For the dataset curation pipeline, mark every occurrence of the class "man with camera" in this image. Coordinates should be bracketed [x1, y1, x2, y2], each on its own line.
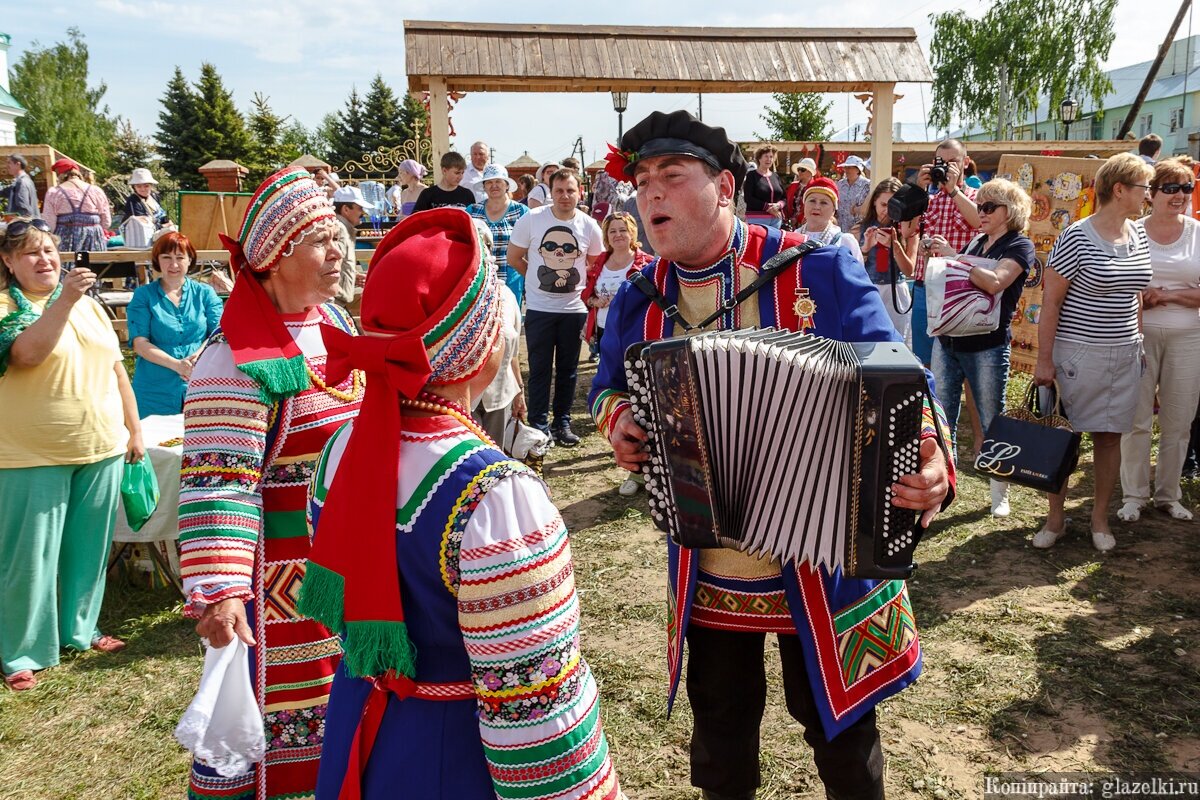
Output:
[912, 139, 982, 366]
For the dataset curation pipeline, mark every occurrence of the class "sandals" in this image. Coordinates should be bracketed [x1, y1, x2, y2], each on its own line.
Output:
[4, 670, 36, 691]
[91, 635, 127, 654]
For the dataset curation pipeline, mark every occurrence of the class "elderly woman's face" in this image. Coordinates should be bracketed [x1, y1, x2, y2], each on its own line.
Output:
[483, 178, 508, 200]
[3, 234, 61, 294]
[758, 152, 775, 171]
[133, 183, 153, 198]
[803, 193, 835, 229]
[267, 223, 342, 308]
[976, 197, 1011, 235]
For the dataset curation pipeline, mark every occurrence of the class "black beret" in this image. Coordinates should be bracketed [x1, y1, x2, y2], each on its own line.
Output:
[618, 110, 748, 193]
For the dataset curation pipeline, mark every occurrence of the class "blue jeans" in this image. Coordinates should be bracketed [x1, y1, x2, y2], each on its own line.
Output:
[911, 283, 932, 366]
[930, 340, 1011, 449]
[524, 309, 587, 431]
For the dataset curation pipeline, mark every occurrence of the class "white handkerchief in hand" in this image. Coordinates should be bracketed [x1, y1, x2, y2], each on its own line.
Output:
[174, 638, 266, 777]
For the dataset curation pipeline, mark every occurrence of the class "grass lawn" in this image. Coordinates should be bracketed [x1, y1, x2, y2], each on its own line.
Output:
[2, 367, 1198, 799]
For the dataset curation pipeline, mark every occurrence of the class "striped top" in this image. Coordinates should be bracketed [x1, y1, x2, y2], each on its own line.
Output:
[1048, 218, 1153, 345]
[467, 200, 529, 274]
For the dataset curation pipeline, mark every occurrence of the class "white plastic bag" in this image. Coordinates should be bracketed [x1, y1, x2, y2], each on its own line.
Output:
[924, 255, 1003, 337]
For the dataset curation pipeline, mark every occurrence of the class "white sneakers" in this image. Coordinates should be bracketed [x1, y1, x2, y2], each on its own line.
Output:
[1116, 502, 1142, 522]
[618, 477, 641, 497]
[989, 480, 1010, 517]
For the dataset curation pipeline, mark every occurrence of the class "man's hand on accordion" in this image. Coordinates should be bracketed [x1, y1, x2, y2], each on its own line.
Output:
[891, 437, 951, 527]
[610, 408, 651, 472]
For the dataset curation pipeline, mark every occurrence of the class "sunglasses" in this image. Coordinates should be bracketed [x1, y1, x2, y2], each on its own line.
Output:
[977, 202, 1007, 214]
[1157, 182, 1196, 195]
[3, 218, 51, 242]
[540, 241, 579, 254]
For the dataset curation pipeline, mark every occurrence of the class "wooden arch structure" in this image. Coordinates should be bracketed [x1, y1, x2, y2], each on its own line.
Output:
[403, 20, 934, 183]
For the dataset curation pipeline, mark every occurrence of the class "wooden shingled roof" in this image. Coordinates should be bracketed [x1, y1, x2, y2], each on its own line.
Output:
[404, 21, 933, 94]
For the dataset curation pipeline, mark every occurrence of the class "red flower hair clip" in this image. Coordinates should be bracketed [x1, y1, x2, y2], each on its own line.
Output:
[604, 143, 639, 182]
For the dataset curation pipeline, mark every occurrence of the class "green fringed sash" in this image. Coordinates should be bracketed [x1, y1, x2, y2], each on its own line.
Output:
[299, 561, 418, 679]
[238, 354, 309, 404]
[0, 283, 62, 377]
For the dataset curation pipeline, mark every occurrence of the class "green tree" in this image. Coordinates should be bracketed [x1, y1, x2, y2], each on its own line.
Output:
[362, 74, 404, 152]
[280, 119, 332, 164]
[9, 28, 117, 175]
[156, 66, 202, 186]
[245, 93, 297, 184]
[928, 0, 1116, 132]
[399, 92, 429, 146]
[191, 63, 253, 172]
[111, 120, 158, 176]
[328, 88, 369, 169]
[756, 93, 834, 141]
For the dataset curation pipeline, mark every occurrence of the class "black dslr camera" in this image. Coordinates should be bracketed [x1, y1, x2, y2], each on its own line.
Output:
[928, 156, 949, 187]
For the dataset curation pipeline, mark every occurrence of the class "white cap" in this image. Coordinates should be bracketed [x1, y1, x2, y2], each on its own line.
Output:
[332, 185, 375, 209]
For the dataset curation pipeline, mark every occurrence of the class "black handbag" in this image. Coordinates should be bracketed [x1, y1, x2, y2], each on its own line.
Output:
[974, 382, 1081, 494]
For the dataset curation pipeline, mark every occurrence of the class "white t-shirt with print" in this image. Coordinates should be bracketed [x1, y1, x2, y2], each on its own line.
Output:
[510, 206, 604, 314]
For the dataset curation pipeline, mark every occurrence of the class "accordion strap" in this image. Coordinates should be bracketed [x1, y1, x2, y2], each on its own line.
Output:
[630, 239, 822, 333]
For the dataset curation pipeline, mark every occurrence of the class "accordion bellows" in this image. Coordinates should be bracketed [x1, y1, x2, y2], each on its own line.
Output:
[625, 328, 930, 579]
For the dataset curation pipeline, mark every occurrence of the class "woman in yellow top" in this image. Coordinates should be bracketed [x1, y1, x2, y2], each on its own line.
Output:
[0, 218, 145, 691]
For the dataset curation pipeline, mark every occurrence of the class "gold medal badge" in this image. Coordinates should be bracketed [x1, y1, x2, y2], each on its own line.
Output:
[793, 289, 817, 331]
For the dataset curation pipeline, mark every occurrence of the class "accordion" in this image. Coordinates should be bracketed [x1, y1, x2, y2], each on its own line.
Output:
[624, 328, 930, 579]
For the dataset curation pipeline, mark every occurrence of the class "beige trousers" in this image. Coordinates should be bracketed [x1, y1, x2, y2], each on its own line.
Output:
[1120, 325, 1200, 505]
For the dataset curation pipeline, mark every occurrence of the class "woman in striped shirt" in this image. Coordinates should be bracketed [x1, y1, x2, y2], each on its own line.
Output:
[1033, 153, 1154, 552]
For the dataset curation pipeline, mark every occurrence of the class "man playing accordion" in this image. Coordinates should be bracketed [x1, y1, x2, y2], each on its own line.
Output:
[589, 111, 956, 800]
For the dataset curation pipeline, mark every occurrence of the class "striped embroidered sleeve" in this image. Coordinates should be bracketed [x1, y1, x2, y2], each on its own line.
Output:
[458, 471, 623, 800]
[590, 388, 631, 440]
[178, 339, 272, 617]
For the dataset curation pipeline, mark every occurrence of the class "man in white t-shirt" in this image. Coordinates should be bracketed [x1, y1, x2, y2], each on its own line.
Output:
[462, 141, 491, 203]
[509, 169, 604, 446]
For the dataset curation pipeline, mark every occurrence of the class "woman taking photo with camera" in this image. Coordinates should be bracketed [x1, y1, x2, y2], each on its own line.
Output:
[859, 177, 918, 342]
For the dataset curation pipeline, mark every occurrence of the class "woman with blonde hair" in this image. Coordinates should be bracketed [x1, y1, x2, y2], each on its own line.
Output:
[926, 178, 1036, 517]
[0, 218, 144, 691]
[1119, 157, 1200, 522]
[1034, 153, 1154, 551]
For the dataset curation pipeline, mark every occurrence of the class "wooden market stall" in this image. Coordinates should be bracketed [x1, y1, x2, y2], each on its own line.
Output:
[403, 20, 934, 180]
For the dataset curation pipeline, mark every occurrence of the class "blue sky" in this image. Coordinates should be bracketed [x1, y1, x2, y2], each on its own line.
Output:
[1, 0, 1176, 169]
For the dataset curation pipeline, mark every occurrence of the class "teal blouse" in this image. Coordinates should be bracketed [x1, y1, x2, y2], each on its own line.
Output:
[126, 279, 223, 417]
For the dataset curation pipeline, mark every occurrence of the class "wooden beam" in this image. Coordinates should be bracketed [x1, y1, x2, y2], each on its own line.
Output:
[403, 76, 888, 94]
[427, 76, 451, 170]
[869, 83, 896, 182]
[404, 20, 919, 41]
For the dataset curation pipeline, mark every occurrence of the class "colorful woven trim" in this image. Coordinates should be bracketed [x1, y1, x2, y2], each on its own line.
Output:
[238, 167, 334, 273]
[425, 248, 503, 385]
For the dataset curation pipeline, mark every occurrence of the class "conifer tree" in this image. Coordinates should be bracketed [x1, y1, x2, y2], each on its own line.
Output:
[192, 63, 253, 171]
[362, 74, 404, 152]
[111, 120, 158, 176]
[246, 93, 297, 184]
[328, 88, 370, 169]
[398, 92, 429, 147]
[156, 67, 202, 187]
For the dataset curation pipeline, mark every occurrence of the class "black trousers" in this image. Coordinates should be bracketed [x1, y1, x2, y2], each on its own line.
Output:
[524, 309, 586, 430]
[686, 625, 885, 800]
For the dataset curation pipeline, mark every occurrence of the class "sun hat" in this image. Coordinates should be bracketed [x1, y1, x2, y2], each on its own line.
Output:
[217, 167, 337, 401]
[538, 162, 561, 181]
[471, 163, 518, 193]
[794, 158, 818, 175]
[804, 176, 840, 205]
[332, 185, 376, 209]
[128, 167, 158, 186]
[299, 207, 504, 680]
[838, 155, 868, 172]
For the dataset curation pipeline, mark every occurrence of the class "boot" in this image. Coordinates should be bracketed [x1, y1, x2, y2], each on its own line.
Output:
[990, 479, 1010, 517]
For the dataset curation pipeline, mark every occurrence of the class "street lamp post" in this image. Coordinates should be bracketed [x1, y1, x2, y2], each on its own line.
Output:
[611, 90, 629, 141]
[1059, 97, 1079, 141]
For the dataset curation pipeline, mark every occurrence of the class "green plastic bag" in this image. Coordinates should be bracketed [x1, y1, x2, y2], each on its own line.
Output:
[121, 457, 160, 532]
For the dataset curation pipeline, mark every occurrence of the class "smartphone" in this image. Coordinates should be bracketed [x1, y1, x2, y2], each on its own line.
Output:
[74, 251, 90, 270]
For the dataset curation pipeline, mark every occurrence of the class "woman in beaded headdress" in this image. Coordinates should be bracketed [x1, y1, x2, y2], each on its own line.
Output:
[178, 167, 364, 800]
[299, 208, 624, 800]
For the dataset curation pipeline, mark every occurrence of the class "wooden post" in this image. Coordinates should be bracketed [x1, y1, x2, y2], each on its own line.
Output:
[869, 83, 896, 183]
[427, 77, 451, 169]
